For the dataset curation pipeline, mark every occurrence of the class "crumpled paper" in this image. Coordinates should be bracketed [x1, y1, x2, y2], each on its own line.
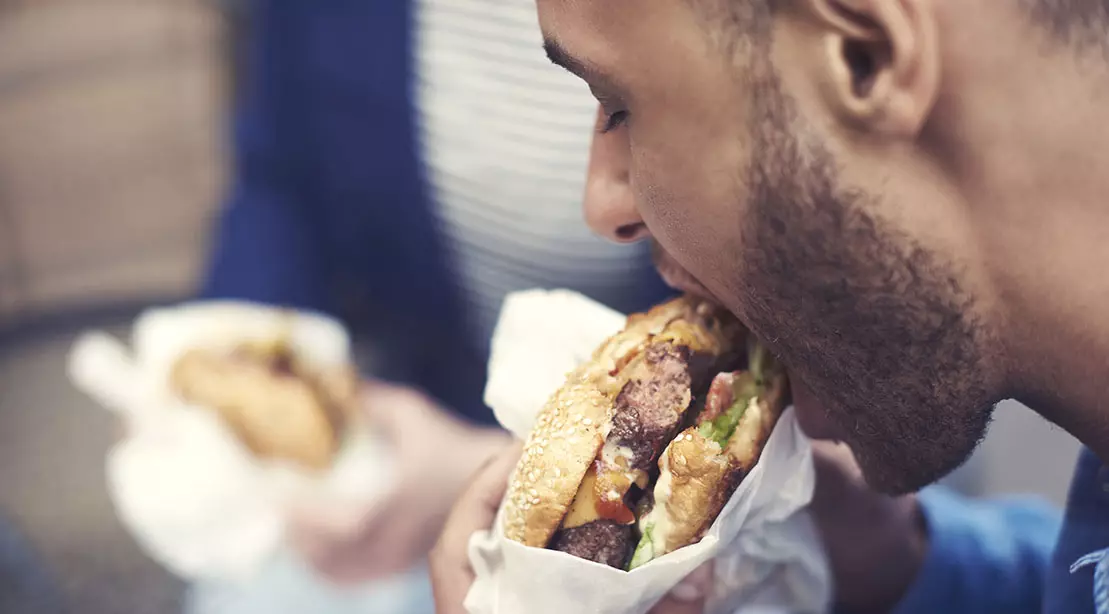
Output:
[467, 289, 832, 614]
[67, 301, 395, 582]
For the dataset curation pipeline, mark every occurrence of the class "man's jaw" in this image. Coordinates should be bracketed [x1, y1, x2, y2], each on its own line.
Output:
[651, 243, 849, 441]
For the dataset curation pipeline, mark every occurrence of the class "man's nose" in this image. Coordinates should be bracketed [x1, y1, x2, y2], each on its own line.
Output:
[583, 107, 649, 243]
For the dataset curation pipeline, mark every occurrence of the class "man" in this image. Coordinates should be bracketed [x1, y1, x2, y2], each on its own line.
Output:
[194, 0, 670, 612]
[432, 0, 1109, 612]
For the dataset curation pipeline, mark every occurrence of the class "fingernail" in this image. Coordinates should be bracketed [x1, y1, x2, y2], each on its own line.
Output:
[670, 565, 713, 602]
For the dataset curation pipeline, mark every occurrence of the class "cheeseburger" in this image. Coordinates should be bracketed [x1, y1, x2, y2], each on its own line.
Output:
[170, 339, 361, 471]
[502, 296, 788, 570]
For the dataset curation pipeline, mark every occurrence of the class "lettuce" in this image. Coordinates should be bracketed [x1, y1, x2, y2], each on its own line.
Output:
[627, 524, 655, 570]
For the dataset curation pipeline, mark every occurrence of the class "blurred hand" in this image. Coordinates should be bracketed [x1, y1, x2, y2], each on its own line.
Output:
[429, 442, 712, 614]
[795, 380, 928, 613]
[287, 380, 511, 584]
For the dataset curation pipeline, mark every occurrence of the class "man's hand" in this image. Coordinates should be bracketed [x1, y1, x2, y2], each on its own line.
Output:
[286, 380, 510, 584]
[429, 441, 713, 614]
[429, 440, 522, 614]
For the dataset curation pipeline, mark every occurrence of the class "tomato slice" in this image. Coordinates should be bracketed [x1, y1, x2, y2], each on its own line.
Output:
[595, 496, 636, 525]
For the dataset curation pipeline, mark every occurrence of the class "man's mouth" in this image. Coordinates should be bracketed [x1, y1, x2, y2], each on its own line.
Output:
[650, 242, 847, 443]
[650, 242, 715, 300]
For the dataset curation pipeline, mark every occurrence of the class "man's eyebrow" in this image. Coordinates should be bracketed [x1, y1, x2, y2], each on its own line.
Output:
[543, 38, 598, 81]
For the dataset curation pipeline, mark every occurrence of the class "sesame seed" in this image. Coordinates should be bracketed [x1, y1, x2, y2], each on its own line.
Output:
[529, 489, 538, 496]
[583, 418, 593, 426]
[532, 497, 541, 505]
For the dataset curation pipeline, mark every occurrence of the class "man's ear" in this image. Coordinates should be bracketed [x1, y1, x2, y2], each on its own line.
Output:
[804, 0, 939, 137]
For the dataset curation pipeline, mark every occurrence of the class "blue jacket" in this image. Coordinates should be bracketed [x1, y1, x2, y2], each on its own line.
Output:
[199, 0, 670, 425]
[898, 448, 1109, 614]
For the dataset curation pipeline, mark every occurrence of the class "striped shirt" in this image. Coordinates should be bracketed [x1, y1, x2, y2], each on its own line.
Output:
[414, 0, 656, 350]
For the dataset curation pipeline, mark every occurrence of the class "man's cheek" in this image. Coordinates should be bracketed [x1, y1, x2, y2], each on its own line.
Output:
[633, 172, 701, 245]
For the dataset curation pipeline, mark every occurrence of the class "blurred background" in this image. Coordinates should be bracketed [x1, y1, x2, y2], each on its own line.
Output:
[0, 0, 233, 612]
[0, 1, 1083, 613]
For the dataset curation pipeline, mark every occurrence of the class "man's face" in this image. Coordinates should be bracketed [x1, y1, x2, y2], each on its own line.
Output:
[540, 0, 1003, 494]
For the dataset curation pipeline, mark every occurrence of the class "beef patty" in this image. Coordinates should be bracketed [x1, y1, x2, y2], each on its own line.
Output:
[549, 520, 635, 569]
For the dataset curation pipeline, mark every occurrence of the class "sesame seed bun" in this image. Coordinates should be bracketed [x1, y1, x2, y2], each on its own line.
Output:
[642, 369, 788, 559]
[170, 345, 360, 470]
[501, 295, 744, 550]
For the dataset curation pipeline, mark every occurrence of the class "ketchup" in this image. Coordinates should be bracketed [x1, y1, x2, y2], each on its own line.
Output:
[593, 466, 636, 524]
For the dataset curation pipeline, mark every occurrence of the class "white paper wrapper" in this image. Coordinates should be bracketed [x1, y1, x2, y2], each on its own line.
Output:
[468, 289, 832, 614]
[67, 301, 396, 582]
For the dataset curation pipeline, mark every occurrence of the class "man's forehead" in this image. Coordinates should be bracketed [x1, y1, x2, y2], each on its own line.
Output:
[536, 0, 704, 66]
[536, 0, 630, 84]
[535, 0, 626, 38]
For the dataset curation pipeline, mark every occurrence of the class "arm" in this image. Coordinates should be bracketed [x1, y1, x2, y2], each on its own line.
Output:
[200, 1, 334, 315]
[892, 486, 1062, 614]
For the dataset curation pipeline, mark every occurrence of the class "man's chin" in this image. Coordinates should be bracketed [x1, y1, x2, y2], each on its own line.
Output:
[853, 453, 933, 496]
[793, 381, 932, 495]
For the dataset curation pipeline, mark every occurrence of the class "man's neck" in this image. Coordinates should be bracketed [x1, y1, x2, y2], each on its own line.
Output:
[940, 28, 1109, 458]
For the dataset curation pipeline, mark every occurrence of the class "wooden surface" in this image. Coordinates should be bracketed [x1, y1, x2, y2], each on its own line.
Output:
[0, 0, 229, 326]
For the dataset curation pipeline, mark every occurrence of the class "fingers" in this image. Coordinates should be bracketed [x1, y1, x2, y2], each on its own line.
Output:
[431, 440, 523, 614]
[360, 381, 474, 452]
[359, 380, 429, 437]
[285, 502, 379, 583]
[649, 564, 713, 614]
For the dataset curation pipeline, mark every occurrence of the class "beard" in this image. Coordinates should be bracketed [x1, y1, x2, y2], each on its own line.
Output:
[732, 61, 998, 495]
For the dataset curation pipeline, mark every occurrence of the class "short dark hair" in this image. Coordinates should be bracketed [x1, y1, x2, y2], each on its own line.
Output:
[686, 0, 776, 59]
[1023, 0, 1109, 43]
[703, 0, 1109, 46]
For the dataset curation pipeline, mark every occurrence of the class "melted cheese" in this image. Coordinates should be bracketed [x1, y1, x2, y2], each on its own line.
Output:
[562, 467, 602, 529]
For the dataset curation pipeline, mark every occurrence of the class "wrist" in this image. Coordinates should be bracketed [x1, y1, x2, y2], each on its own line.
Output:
[868, 495, 930, 612]
[832, 494, 929, 614]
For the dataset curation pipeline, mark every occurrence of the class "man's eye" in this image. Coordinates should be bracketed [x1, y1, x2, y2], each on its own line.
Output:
[599, 110, 628, 134]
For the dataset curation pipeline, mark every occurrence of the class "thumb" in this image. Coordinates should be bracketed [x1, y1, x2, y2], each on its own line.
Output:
[431, 440, 523, 614]
[649, 563, 713, 614]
